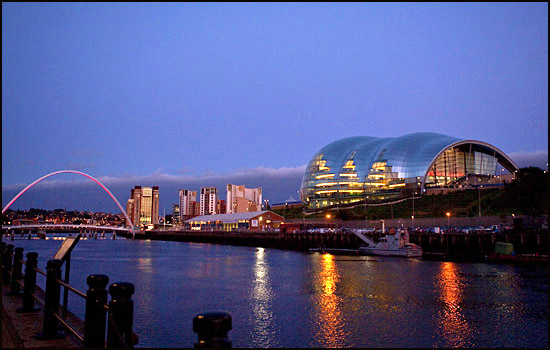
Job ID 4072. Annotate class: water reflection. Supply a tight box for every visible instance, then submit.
[314,254,349,348]
[250,248,275,347]
[137,257,153,273]
[436,262,473,347]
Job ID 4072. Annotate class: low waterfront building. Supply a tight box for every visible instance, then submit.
[186,210,285,231]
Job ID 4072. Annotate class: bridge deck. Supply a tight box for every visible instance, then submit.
[2,224,130,232]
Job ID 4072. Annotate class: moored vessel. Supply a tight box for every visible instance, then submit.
[355,228,422,257]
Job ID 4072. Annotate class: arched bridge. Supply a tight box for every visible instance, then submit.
[2,170,137,236]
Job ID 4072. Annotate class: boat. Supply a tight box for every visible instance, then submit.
[308,247,364,255]
[355,228,422,257]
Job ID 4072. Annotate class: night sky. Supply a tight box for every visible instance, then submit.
[2,3,548,212]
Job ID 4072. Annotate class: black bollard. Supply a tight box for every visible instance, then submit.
[3,244,14,284]
[36,259,65,339]
[9,247,24,295]
[193,311,232,348]
[17,252,40,313]
[84,274,109,348]
[107,282,135,348]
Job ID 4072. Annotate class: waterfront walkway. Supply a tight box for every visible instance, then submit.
[1,284,83,348]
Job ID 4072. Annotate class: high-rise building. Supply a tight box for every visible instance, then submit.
[179,189,198,222]
[126,186,159,226]
[200,187,219,215]
[217,199,226,214]
[192,201,200,217]
[226,184,262,213]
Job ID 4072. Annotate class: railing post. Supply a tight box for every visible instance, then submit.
[84,274,109,348]
[9,247,24,295]
[1,242,6,281]
[107,282,135,348]
[193,311,232,348]
[3,244,14,284]
[17,252,40,313]
[37,259,65,339]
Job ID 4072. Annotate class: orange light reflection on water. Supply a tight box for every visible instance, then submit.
[315,253,349,348]
[436,262,473,347]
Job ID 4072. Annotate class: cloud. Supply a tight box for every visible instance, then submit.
[508,150,548,169]
[92,165,307,187]
[4,152,548,213]
[2,165,307,212]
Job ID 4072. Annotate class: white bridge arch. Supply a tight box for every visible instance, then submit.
[2,170,134,231]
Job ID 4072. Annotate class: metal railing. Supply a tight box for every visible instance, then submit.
[1,241,137,348]
[2,240,234,348]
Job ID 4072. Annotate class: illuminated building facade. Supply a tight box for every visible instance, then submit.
[217,199,227,214]
[226,184,262,213]
[301,132,519,212]
[126,186,160,225]
[186,210,285,231]
[200,187,219,215]
[179,189,198,221]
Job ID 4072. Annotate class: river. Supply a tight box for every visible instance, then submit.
[7,234,548,348]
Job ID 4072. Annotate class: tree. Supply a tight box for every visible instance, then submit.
[502,167,549,216]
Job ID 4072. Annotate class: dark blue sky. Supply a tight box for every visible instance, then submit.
[2,3,548,212]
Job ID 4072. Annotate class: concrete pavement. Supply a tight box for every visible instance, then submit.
[1,283,84,348]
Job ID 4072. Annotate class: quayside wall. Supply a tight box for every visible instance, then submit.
[120,229,548,262]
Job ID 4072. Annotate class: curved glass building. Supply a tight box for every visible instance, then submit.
[301,132,518,212]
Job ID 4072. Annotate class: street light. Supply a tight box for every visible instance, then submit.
[478,185,483,217]
[325,213,331,231]
[412,191,417,227]
[446,212,451,231]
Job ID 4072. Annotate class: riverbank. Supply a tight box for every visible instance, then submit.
[119,229,548,262]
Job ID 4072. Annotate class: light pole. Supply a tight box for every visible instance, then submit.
[478,185,483,217]
[446,212,451,231]
[412,191,417,228]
